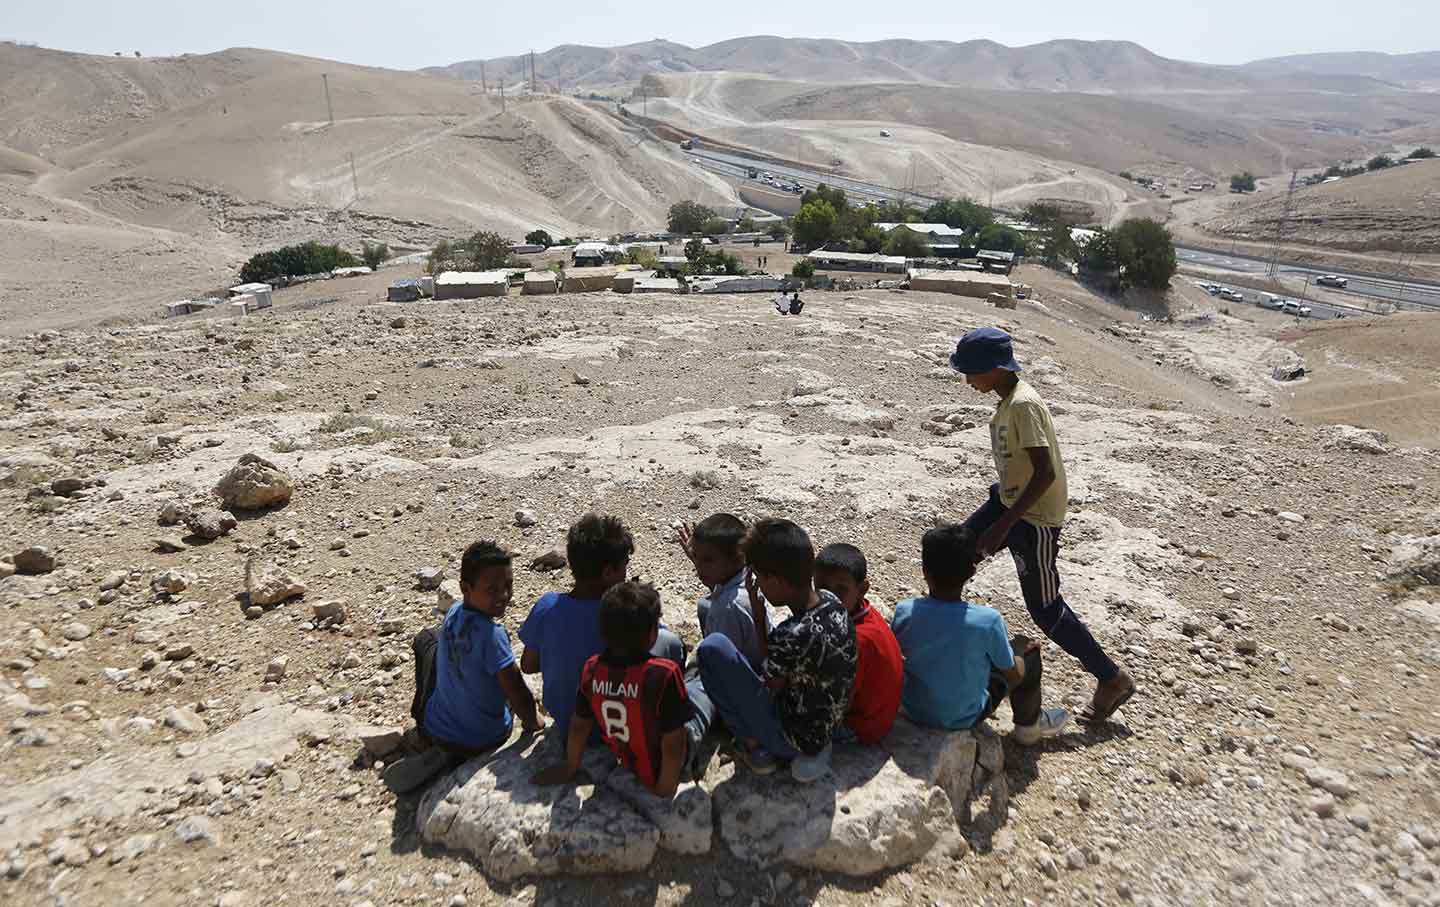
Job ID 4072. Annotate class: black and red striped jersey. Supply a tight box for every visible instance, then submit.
[574,651,689,788]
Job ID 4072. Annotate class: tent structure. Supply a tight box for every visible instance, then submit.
[435,271,509,299]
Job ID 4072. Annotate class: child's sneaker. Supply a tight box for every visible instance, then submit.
[735,743,778,776]
[1011,708,1071,746]
[381,747,458,794]
[790,743,832,783]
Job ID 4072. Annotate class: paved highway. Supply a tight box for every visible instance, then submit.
[687,147,939,207]
[1176,248,1440,311]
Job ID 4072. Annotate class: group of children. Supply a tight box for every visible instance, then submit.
[388,326,1136,795]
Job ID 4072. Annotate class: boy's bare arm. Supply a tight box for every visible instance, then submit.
[519,648,541,675]
[650,728,688,799]
[532,715,592,785]
[496,664,544,733]
[978,447,1056,556]
[1000,661,1025,691]
[744,571,770,665]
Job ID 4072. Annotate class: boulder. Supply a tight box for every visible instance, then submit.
[417,734,659,880]
[214,453,294,511]
[416,719,998,879]
[529,550,567,572]
[415,566,445,591]
[247,560,306,606]
[13,546,56,575]
[186,509,238,540]
[157,500,186,526]
[1326,424,1391,455]
[714,720,986,874]
[151,569,194,595]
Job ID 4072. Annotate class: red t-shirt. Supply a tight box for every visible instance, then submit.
[846,602,904,744]
[575,652,689,787]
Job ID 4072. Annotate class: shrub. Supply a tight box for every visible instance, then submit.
[768,222,791,241]
[1229,172,1257,192]
[1408,147,1436,160]
[239,242,359,284]
[792,200,838,249]
[883,228,930,258]
[976,223,1028,255]
[360,241,390,269]
[467,231,510,270]
[525,229,554,247]
[701,216,730,236]
[736,217,756,233]
[668,200,714,234]
[924,197,993,234]
[791,259,816,279]
[1112,218,1177,291]
[1366,155,1394,171]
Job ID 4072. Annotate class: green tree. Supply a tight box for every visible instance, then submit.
[360,241,390,270]
[736,217,756,233]
[239,241,359,284]
[767,222,791,241]
[792,200,838,250]
[1112,218,1177,290]
[1367,155,1394,171]
[683,238,706,261]
[1407,147,1436,160]
[1078,229,1119,274]
[791,259,816,280]
[426,239,453,275]
[467,231,510,270]
[883,227,930,258]
[800,183,848,212]
[668,200,715,234]
[701,216,730,236]
[525,229,554,247]
[1023,202,1065,227]
[1118,171,1135,181]
[856,224,888,254]
[688,249,745,276]
[871,199,920,223]
[1040,223,1076,266]
[924,197,993,234]
[976,223,1028,255]
[1230,172,1257,192]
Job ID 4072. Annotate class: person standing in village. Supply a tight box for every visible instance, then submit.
[946,327,1136,724]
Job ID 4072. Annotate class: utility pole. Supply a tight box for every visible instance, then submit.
[321,73,334,124]
[499,80,505,113]
[1267,169,1299,279]
[480,61,487,93]
[530,49,537,94]
[348,152,359,201]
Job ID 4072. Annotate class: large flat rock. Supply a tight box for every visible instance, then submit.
[415,718,1000,879]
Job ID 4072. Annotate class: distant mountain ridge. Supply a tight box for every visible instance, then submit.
[425,36,1431,94]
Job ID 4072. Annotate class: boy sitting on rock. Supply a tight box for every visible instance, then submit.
[891,524,1070,744]
[814,543,903,745]
[533,581,715,797]
[697,519,856,782]
[384,541,543,793]
[676,513,771,668]
[520,513,684,738]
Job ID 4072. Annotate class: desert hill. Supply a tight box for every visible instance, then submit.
[1200,157,1440,253]
[1243,50,1440,90]
[429,35,1420,95]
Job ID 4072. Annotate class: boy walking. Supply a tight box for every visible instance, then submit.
[520,513,684,738]
[697,519,856,782]
[813,543,903,745]
[676,513,772,667]
[892,524,1070,741]
[386,541,543,793]
[948,327,1135,723]
[533,582,715,798]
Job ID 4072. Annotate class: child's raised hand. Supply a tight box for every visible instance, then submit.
[675,521,696,562]
[744,570,762,612]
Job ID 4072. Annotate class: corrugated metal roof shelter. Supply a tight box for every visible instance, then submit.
[388,279,422,302]
[522,271,559,295]
[690,275,785,294]
[876,223,967,238]
[633,278,683,294]
[977,250,1017,274]
[561,266,625,293]
[907,269,1014,299]
[806,250,908,273]
[435,271,509,299]
[229,282,272,297]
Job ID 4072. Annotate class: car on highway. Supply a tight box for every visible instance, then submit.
[1281,300,1313,317]
[879,129,892,138]
[1219,288,1245,302]
[1261,293,1286,309]
[1316,275,1348,288]
[1205,284,1223,295]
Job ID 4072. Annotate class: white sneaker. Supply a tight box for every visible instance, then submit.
[1011,708,1071,746]
[790,743,832,783]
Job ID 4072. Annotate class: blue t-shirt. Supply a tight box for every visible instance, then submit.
[423,602,516,749]
[890,596,1015,730]
[520,592,606,738]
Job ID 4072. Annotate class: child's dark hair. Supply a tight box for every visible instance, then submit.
[460,540,513,585]
[743,518,814,587]
[567,513,635,580]
[816,543,867,583]
[599,581,662,654]
[692,513,746,553]
[921,524,981,591]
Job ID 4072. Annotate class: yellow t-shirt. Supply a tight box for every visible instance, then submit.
[990,379,1068,528]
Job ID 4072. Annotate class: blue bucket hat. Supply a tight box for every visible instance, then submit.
[949,327,1021,374]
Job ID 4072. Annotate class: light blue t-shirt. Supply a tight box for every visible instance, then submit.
[423,602,515,749]
[697,569,772,668]
[519,591,687,738]
[890,596,1015,730]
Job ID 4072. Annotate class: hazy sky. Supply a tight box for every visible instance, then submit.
[2,0,1432,68]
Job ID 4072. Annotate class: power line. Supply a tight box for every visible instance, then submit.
[1266,170,1299,279]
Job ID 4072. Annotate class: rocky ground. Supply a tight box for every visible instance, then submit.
[2,268,1438,907]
